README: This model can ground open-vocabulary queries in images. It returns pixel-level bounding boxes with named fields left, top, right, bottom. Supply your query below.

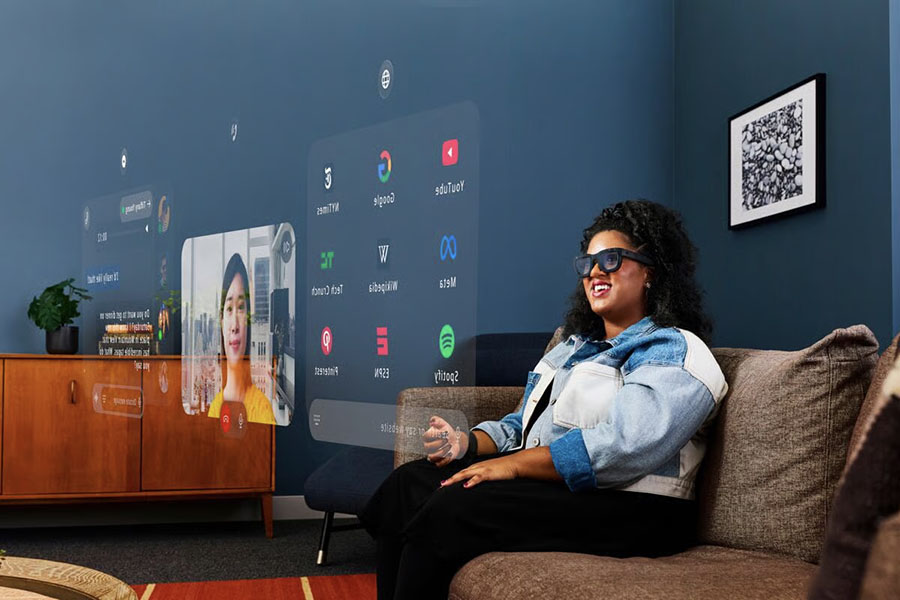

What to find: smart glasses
left=573, top=248, right=654, bottom=277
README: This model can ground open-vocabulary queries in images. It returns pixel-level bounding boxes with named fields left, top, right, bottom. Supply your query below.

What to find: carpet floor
left=131, top=574, right=376, bottom=600
left=0, top=519, right=376, bottom=585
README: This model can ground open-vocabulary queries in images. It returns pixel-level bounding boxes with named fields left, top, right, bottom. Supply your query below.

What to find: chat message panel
left=81, top=186, right=177, bottom=358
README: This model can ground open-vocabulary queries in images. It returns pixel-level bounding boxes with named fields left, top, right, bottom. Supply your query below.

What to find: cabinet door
left=0, top=360, right=4, bottom=494
left=2, top=359, right=141, bottom=495
left=141, top=359, right=272, bottom=491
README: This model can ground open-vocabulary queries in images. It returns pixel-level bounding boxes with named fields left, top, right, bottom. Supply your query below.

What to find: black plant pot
left=46, top=325, right=78, bottom=354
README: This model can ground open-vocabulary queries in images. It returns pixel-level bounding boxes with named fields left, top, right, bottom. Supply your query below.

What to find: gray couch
left=393, top=325, right=899, bottom=599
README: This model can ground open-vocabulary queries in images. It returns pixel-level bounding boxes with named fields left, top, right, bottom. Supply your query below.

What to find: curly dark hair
left=562, top=199, right=713, bottom=343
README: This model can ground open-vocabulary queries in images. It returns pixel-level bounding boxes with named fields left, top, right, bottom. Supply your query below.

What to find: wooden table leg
left=261, top=493, right=274, bottom=538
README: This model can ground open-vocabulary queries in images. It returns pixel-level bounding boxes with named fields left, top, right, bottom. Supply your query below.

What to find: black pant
left=359, top=452, right=696, bottom=600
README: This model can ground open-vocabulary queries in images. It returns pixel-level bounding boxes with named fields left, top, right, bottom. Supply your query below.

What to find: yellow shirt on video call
left=207, top=384, right=276, bottom=425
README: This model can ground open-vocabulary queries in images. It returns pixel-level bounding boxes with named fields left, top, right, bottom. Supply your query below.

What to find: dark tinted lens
left=574, top=256, right=592, bottom=276
left=599, top=250, right=621, bottom=272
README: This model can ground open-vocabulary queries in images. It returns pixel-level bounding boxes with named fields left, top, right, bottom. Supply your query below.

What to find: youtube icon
left=442, top=139, right=459, bottom=166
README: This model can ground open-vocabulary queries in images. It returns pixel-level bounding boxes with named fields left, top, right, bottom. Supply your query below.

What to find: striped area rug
left=132, top=574, right=376, bottom=600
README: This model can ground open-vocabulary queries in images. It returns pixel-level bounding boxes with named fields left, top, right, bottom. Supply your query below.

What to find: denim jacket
left=473, top=317, right=728, bottom=499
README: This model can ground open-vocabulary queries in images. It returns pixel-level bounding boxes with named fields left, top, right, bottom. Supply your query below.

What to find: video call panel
left=181, top=224, right=297, bottom=428
left=306, top=102, right=479, bottom=450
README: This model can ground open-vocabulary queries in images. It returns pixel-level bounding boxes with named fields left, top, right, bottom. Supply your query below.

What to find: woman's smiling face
left=222, top=273, right=248, bottom=365
left=582, top=230, right=651, bottom=330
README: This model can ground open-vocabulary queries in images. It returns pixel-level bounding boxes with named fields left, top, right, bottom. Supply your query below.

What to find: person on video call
left=207, top=253, right=276, bottom=425
left=360, top=200, right=728, bottom=600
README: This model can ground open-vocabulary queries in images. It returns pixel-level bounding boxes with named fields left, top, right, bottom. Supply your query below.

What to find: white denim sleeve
left=549, top=364, right=716, bottom=491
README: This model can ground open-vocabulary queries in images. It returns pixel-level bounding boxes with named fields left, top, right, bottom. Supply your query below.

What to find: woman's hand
left=440, top=455, right=520, bottom=488
left=423, top=416, right=467, bottom=467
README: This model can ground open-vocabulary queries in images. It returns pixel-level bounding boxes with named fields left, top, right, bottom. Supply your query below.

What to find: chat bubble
left=119, top=190, right=153, bottom=223
left=85, top=265, right=121, bottom=291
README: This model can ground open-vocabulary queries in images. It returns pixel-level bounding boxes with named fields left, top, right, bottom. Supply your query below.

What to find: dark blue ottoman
left=304, top=445, right=394, bottom=565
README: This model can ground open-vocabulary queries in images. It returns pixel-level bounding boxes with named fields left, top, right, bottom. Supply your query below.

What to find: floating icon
left=376, top=327, right=389, bottom=356
left=440, top=235, right=457, bottom=261
left=120, top=148, right=128, bottom=173
left=323, top=163, right=334, bottom=192
left=442, top=139, right=459, bottom=166
left=378, top=150, right=392, bottom=183
left=439, top=325, right=455, bottom=359
left=321, top=326, right=333, bottom=356
left=230, top=121, right=239, bottom=143
left=379, top=59, right=394, bottom=99
left=279, top=228, right=294, bottom=263
left=377, top=239, right=390, bottom=268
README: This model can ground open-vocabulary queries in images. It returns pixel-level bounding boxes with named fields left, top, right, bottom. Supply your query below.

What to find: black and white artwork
left=729, top=74, right=824, bottom=229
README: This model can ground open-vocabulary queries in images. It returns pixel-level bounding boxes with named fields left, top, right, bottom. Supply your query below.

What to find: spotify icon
left=439, top=324, right=455, bottom=359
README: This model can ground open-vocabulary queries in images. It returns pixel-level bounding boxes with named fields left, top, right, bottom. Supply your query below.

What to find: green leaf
left=26, top=278, right=91, bottom=331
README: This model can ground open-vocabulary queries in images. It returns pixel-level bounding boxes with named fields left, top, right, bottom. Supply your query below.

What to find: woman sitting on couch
left=361, top=199, right=729, bottom=600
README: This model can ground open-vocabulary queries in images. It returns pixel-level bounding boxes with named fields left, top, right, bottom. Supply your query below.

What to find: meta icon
left=439, top=324, right=455, bottom=359
left=378, top=150, right=392, bottom=183
left=442, top=139, right=459, bottom=166
left=321, top=326, right=333, bottom=356
left=440, top=235, right=457, bottom=261
left=376, top=327, right=389, bottom=356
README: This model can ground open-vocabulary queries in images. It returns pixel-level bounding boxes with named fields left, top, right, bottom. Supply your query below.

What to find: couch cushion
left=449, top=545, right=816, bottom=600
left=697, top=326, right=878, bottom=563
left=545, top=326, right=566, bottom=354
left=807, top=338, right=900, bottom=599
left=845, top=332, right=900, bottom=470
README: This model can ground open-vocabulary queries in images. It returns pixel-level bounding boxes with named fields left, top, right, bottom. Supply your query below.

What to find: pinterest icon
left=320, top=327, right=333, bottom=356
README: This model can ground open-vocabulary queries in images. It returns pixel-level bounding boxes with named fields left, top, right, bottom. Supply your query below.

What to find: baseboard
left=273, top=495, right=355, bottom=521
left=0, top=496, right=355, bottom=529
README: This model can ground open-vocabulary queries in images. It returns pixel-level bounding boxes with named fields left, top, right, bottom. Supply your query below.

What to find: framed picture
left=728, top=74, right=825, bottom=229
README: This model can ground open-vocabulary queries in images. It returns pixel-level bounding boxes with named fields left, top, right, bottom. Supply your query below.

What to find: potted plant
left=27, top=278, right=92, bottom=354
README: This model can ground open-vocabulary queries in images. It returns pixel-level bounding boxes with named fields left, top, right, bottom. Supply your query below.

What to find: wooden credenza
left=0, top=355, right=275, bottom=537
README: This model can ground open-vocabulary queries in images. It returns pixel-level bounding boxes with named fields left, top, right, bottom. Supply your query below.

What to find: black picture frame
left=728, top=73, right=825, bottom=230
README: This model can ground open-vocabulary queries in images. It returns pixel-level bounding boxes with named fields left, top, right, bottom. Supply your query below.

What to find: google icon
left=378, top=150, right=392, bottom=183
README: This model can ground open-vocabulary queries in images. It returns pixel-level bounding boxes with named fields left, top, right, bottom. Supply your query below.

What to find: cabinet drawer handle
left=70, top=380, right=76, bottom=404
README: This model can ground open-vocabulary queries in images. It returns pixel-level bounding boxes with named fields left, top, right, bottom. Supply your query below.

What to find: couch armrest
left=859, top=508, right=900, bottom=599
left=394, top=386, right=525, bottom=467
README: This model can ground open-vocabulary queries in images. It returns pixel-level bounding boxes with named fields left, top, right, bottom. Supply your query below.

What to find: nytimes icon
left=323, top=163, right=334, bottom=192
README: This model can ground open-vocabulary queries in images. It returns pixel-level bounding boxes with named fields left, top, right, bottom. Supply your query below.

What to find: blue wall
left=892, top=0, right=900, bottom=335
left=0, top=1, right=674, bottom=494
left=674, top=0, right=895, bottom=350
